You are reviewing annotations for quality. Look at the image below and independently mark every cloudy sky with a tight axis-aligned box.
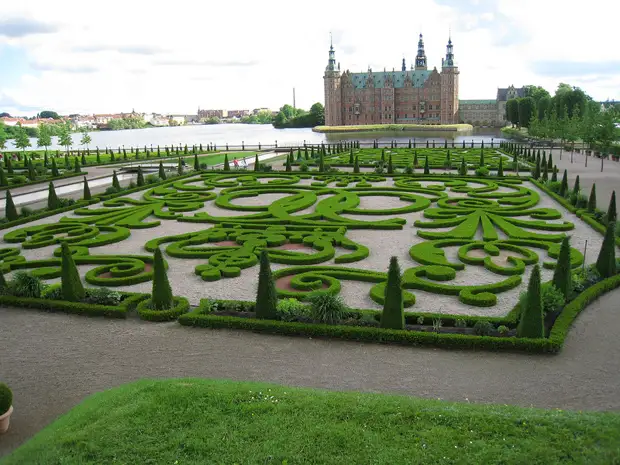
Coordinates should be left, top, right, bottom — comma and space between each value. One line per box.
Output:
1, 0, 618, 116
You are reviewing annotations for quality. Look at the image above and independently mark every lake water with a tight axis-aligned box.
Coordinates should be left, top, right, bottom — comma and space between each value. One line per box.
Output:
6, 124, 506, 151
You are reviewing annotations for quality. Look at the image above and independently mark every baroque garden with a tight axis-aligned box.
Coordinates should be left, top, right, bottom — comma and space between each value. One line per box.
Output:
1, 141, 618, 353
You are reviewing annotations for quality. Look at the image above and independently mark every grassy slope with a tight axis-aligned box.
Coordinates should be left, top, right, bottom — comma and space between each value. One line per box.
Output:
3, 379, 620, 465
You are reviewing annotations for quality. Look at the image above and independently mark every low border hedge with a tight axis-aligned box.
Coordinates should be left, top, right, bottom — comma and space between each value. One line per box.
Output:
0, 294, 127, 318
0, 170, 86, 193
137, 296, 190, 321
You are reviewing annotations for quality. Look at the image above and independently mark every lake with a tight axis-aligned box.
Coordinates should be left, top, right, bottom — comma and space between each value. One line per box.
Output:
6, 124, 506, 151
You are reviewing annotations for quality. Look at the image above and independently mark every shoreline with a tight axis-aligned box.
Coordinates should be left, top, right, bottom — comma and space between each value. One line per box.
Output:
313, 123, 473, 133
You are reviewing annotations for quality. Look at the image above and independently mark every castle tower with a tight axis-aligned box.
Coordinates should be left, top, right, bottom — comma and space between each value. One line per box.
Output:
323, 37, 342, 126
402, 57, 406, 72
415, 34, 427, 70
440, 36, 459, 124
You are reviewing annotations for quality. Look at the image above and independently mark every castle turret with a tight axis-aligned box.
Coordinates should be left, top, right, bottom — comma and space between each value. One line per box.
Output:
440, 35, 459, 124
402, 57, 406, 72
415, 34, 427, 70
323, 37, 342, 126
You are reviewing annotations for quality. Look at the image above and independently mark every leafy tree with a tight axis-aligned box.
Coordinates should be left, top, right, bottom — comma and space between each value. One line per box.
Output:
0, 121, 7, 149
83, 177, 91, 200
517, 265, 544, 338
80, 128, 92, 151
39, 110, 60, 119
380, 257, 404, 330
60, 241, 85, 301
596, 222, 617, 278
48, 182, 60, 209
14, 124, 31, 152
37, 123, 52, 152
151, 248, 173, 310
595, 109, 619, 158
506, 99, 519, 127
518, 97, 535, 128
58, 122, 73, 153
552, 237, 572, 300
536, 96, 552, 121
524, 85, 551, 104
255, 250, 277, 319
5, 190, 18, 221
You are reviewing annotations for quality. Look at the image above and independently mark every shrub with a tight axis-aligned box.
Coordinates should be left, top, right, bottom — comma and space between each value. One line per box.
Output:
374, 164, 384, 174
454, 318, 467, 328
255, 250, 277, 320
299, 162, 309, 172
276, 298, 309, 322
5, 190, 18, 221
146, 174, 161, 184
552, 237, 572, 300
128, 180, 137, 189
10, 271, 44, 298
416, 315, 424, 325
0, 383, 12, 415
404, 165, 414, 175
105, 186, 121, 195
473, 320, 494, 336
260, 165, 273, 172
517, 265, 544, 338
475, 167, 489, 177
60, 241, 85, 301
151, 248, 173, 310
308, 293, 348, 324
497, 325, 510, 336
85, 287, 122, 306
541, 283, 566, 314
572, 265, 602, 293
596, 222, 617, 278
380, 256, 404, 330
20, 206, 34, 217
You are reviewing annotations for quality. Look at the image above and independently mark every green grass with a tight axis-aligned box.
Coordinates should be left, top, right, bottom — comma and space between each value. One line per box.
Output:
314, 123, 473, 133
4, 379, 620, 464
196, 151, 259, 166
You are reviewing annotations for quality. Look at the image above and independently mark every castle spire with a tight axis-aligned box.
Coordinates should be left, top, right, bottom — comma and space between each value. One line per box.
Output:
402, 57, 406, 72
443, 34, 455, 67
415, 33, 427, 70
326, 33, 336, 72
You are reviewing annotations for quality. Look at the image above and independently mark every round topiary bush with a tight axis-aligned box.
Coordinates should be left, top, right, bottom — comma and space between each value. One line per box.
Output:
0, 383, 12, 415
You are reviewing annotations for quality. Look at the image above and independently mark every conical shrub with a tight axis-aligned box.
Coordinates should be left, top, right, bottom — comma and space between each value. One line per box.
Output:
497, 157, 504, 176
596, 222, 617, 278
112, 171, 121, 190
137, 166, 145, 186
380, 257, 404, 330
60, 241, 85, 302
5, 190, 18, 221
573, 175, 580, 194
254, 154, 259, 172
223, 154, 230, 171
423, 156, 430, 174
83, 177, 91, 200
255, 250, 277, 320
151, 248, 173, 310
0, 165, 7, 187
158, 161, 166, 180
48, 182, 60, 209
353, 156, 360, 173
551, 166, 558, 182
552, 237, 572, 300
319, 152, 325, 172
517, 265, 544, 338
588, 184, 597, 212
560, 170, 568, 196
606, 191, 617, 225
194, 153, 199, 170
285, 154, 292, 172
74, 158, 80, 173
387, 154, 394, 174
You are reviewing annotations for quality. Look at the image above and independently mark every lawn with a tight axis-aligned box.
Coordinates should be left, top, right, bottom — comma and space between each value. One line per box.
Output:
3, 378, 620, 465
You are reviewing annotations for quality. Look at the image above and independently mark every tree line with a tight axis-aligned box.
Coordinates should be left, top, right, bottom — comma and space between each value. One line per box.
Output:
273, 103, 325, 128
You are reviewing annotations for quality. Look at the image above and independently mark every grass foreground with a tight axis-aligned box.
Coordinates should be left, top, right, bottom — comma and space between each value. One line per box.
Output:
3, 379, 620, 464
313, 123, 473, 133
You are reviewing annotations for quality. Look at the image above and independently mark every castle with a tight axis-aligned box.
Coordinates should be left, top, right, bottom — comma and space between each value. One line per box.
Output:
323, 34, 459, 126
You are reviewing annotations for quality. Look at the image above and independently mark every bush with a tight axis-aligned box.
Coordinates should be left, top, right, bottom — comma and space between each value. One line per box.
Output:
547, 181, 562, 193
299, 162, 309, 172
0, 383, 12, 415
473, 320, 494, 336
20, 206, 34, 217
497, 325, 510, 335
454, 318, 467, 328
105, 186, 121, 195
260, 165, 273, 172
541, 283, 566, 314
85, 287, 122, 306
276, 298, 309, 322
146, 174, 161, 184
404, 165, 414, 175
475, 167, 489, 177
308, 293, 348, 324
572, 265, 602, 293
9, 271, 44, 298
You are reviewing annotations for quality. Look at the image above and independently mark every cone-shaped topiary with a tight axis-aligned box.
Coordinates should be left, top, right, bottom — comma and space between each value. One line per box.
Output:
542, 162, 548, 182
458, 158, 467, 175
177, 158, 183, 175
353, 156, 360, 173
151, 247, 173, 310
74, 157, 80, 173
517, 264, 544, 338
497, 156, 504, 176
319, 152, 325, 172
588, 184, 597, 212
573, 175, 580, 194
194, 153, 199, 170
27, 160, 36, 180
44, 151, 48, 167
547, 153, 553, 169
255, 250, 277, 320
413, 151, 418, 167
112, 170, 121, 190
285, 153, 292, 172
6, 157, 12, 174
81, 153, 86, 165
596, 222, 617, 278
137, 166, 145, 186
110, 151, 115, 162
349, 149, 354, 164
60, 241, 85, 302
380, 257, 404, 330
381, 148, 385, 162
479, 150, 484, 167
560, 170, 568, 196
158, 161, 166, 180
551, 165, 558, 182
223, 154, 230, 171
83, 177, 91, 200
533, 159, 541, 180
387, 154, 394, 174
552, 237, 572, 300
96, 151, 101, 163
0, 165, 7, 187
5, 190, 17, 221
423, 156, 430, 174
606, 191, 617, 225
0, 269, 7, 291
254, 154, 260, 171
48, 182, 60, 209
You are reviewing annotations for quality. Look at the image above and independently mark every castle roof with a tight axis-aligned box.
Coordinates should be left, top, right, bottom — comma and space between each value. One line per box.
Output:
496, 87, 526, 101
348, 70, 433, 89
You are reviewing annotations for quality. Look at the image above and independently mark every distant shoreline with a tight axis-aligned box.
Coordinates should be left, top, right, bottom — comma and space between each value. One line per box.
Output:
313, 123, 473, 133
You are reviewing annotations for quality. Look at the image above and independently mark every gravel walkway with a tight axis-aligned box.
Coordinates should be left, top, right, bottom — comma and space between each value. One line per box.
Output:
1, 287, 620, 457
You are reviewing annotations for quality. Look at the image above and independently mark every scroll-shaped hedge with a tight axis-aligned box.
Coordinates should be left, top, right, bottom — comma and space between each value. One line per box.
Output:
4, 223, 130, 249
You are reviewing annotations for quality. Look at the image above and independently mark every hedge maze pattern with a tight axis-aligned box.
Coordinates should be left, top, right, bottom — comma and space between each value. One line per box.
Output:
1, 169, 588, 316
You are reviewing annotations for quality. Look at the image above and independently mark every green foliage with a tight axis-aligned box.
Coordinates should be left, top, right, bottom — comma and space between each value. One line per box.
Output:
158, 162, 166, 180
137, 166, 145, 186
254, 154, 259, 172
587, 184, 596, 212
497, 157, 504, 176
606, 191, 617, 225
47, 182, 60, 210
596, 222, 617, 278
5, 190, 18, 221
224, 154, 230, 171
151, 248, 173, 310
0, 165, 7, 187
107, 116, 146, 130
473, 320, 494, 336
458, 158, 467, 175
308, 293, 348, 324
0, 383, 12, 415
573, 175, 580, 194
552, 236, 572, 300
112, 170, 120, 190
540, 283, 566, 315
353, 156, 359, 173
475, 166, 489, 177
255, 250, 277, 320
276, 298, 310, 322
387, 154, 394, 174
517, 265, 544, 338
380, 256, 404, 330
60, 241, 85, 301
9, 271, 44, 298
559, 170, 568, 196
423, 155, 430, 174
84, 287, 122, 306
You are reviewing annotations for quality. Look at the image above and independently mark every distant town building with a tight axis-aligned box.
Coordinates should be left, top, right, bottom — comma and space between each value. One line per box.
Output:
198, 109, 227, 119
0, 117, 61, 128
324, 34, 460, 126
458, 85, 526, 127
227, 110, 250, 119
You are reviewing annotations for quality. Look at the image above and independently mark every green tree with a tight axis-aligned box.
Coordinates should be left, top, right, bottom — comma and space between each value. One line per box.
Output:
560, 170, 568, 196
80, 128, 92, 151
51, 158, 59, 176
39, 110, 60, 119
5, 190, 18, 221
48, 182, 60, 209
552, 237, 572, 300
137, 166, 145, 186
606, 191, 617, 225
60, 241, 85, 301
14, 124, 31, 152
319, 151, 325, 172
387, 154, 393, 174
380, 257, 404, 330
177, 158, 183, 175
112, 170, 121, 190
423, 155, 430, 174
83, 177, 91, 200
151, 248, 173, 310
223, 154, 230, 171
517, 265, 544, 338
194, 153, 199, 170
158, 161, 166, 180
285, 153, 292, 172
506, 98, 520, 127
0, 165, 7, 187
74, 157, 81, 173
255, 250, 277, 319
37, 123, 52, 152
353, 156, 360, 173
587, 184, 597, 212
58, 122, 73, 153
254, 154, 259, 172
537, 96, 552, 121
518, 97, 535, 128
595, 222, 617, 278
0, 121, 7, 149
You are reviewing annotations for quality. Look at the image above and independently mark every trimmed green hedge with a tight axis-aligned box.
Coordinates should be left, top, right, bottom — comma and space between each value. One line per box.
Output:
137, 296, 190, 321
0, 294, 127, 318
0, 170, 86, 193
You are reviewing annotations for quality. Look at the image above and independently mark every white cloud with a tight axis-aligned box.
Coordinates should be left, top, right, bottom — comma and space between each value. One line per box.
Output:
0, 0, 618, 116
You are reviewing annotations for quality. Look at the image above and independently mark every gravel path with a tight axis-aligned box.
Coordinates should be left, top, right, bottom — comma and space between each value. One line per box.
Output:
1, 286, 620, 457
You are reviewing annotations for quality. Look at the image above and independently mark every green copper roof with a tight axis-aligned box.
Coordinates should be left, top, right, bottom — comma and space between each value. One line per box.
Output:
350, 70, 432, 89
459, 99, 496, 105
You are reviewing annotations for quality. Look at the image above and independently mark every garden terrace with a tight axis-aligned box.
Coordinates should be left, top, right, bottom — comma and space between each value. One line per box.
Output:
0, 162, 617, 352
